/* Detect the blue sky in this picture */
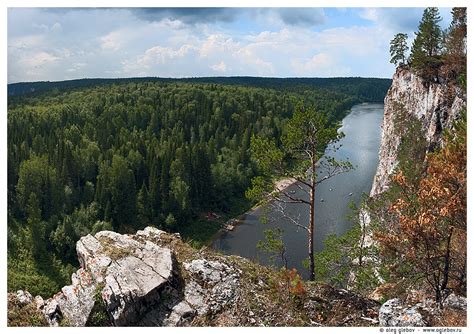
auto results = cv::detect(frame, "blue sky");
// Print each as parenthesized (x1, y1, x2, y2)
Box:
(7, 7, 453, 83)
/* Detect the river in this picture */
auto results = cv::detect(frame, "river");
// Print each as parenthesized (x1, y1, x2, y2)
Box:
(212, 103, 384, 278)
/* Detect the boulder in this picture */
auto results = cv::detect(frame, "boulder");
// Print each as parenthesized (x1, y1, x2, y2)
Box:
(184, 259, 240, 314)
(37, 227, 240, 326)
(379, 298, 425, 327)
(444, 294, 467, 311)
(15, 290, 33, 306)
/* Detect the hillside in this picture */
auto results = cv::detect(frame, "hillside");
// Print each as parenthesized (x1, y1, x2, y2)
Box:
(7, 76, 391, 103)
(7, 77, 389, 299)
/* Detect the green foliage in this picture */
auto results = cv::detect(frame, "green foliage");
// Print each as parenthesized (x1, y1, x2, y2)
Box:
(179, 218, 222, 249)
(8, 226, 76, 297)
(314, 198, 382, 293)
(441, 8, 467, 82)
(248, 100, 353, 280)
(411, 7, 442, 58)
(8, 78, 384, 296)
(85, 285, 111, 326)
(247, 102, 348, 201)
(409, 7, 444, 77)
(257, 228, 287, 269)
(390, 33, 409, 66)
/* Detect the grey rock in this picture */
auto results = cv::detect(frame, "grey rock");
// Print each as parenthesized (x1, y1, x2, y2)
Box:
(444, 294, 467, 310)
(24, 227, 242, 327)
(162, 301, 195, 326)
(102, 250, 175, 325)
(371, 67, 466, 197)
(34, 295, 45, 310)
(183, 280, 208, 315)
(184, 259, 240, 314)
(379, 298, 426, 327)
(42, 298, 62, 326)
(15, 290, 33, 306)
(57, 268, 97, 326)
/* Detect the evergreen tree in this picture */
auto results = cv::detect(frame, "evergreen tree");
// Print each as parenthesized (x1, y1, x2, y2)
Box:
(108, 155, 137, 231)
(442, 7, 467, 79)
(247, 101, 352, 280)
(137, 182, 151, 228)
(389, 33, 409, 66)
(410, 7, 443, 71)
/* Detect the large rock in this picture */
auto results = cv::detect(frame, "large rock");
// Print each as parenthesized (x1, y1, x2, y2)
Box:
(184, 259, 240, 314)
(37, 227, 241, 326)
(444, 294, 467, 311)
(379, 298, 425, 327)
(15, 290, 33, 306)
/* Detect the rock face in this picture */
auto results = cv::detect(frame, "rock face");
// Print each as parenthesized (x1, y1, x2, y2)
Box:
(379, 298, 425, 327)
(378, 294, 467, 327)
(370, 66, 466, 196)
(35, 227, 240, 326)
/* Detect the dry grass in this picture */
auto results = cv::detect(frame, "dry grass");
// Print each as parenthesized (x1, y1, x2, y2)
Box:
(7, 294, 47, 327)
(430, 308, 467, 327)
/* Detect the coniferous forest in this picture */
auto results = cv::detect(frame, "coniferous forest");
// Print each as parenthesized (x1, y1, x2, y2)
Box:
(7, 78, 390, 296)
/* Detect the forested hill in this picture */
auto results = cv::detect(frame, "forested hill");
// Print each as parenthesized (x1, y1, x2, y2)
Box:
(8, 76, 387, 298)
(8, 76, 391, 102)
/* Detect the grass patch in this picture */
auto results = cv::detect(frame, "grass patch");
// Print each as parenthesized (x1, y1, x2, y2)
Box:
(86, 284, 111, 326)
(96, 235, 134, 260)
(7, 294, 48, 327)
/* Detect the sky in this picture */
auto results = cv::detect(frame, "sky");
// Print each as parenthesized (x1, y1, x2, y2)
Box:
(7, 7, 454, 83)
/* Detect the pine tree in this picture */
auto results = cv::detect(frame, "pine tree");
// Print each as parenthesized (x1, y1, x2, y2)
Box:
(409, 7, 443, 72)
(137, 182, 151, 228)
(442, 7, 467, 79)
(247, 101, 352, 280)
(390, 33, 409, 66)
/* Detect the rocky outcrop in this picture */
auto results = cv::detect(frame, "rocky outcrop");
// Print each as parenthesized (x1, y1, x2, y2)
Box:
(10, 227, 385, 327)
(370, 66, 466, 196)
(32, 227, 241, 326)
(379, 298, 426, 327)
(379, 294, 467, 327)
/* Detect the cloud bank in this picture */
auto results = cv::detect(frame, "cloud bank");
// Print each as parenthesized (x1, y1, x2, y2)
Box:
(7, 7, 453, 83)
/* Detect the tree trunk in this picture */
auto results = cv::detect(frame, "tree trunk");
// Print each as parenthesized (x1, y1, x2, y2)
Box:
(308, 158, 316, 281)
(308, 185, 315, 280)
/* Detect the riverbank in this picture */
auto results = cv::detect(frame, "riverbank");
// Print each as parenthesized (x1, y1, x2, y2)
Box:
(274, 177, 297, 193)
(211, 103, 385, 275)
(207, 176, 299, 245)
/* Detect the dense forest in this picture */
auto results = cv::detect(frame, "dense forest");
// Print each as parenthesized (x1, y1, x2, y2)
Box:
(8, 76, 391, 103)
(7, 78, 389, 296)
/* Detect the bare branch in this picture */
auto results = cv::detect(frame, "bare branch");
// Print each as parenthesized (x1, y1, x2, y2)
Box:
(272, 201, 310, 233)
(279, 191, 311, 205)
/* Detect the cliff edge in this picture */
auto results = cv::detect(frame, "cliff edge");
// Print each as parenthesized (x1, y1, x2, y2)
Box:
(370, 66, 466, 196)
(8, 227, 381, 327)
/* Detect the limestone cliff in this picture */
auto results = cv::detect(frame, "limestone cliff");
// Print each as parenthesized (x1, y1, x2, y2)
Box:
(370, 66, 466, 196)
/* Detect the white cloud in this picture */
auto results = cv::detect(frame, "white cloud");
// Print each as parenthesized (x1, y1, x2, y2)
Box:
(19, 51, 60, 68)
(51, 22, 62, 33)
(199, 34, 239, 58)
(210, 61, 227, 73)
(100, 31, 123, 51)
(122, 44, 196, 74)
(9, 7, 423, 82)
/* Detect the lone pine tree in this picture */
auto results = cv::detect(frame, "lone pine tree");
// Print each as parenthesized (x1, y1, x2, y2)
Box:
(246, 101, 352, 280)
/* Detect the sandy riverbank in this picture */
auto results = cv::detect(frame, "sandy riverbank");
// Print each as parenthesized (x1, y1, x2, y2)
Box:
(274, 177, 297, 193)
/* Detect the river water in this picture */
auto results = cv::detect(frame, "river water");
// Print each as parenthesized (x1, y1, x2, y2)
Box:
(212, 103, 384, 278)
